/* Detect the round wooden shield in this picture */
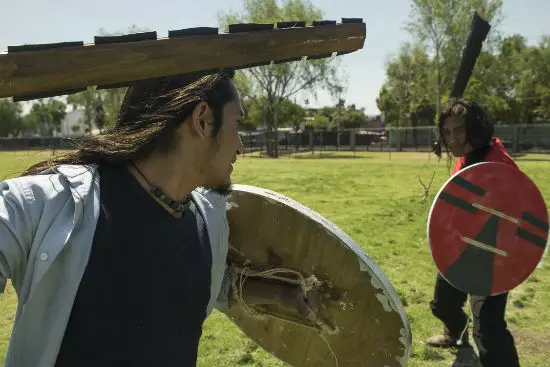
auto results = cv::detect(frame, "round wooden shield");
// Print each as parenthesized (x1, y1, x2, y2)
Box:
(428, 162, 549, 296)
(224, 184, 411, 367)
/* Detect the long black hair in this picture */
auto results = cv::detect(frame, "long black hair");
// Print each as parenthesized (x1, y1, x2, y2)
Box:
(21, 69, 236, 176)
(437, 98, 494, 167)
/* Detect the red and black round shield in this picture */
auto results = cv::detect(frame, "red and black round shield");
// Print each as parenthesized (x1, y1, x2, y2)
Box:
(428, 162, 548, 296)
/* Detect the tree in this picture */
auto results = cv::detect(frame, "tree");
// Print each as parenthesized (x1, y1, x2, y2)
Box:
(381, 2, 549, 127)
(533, 36, 550, 119)
(239, 98, 263, 131)
(95, 103, 106, 132)
(0, 99, 24, 137)
(239, 96, 306, 130)
(338, 104, 366, 129)
(305, 114, 330, 130)
(466, 34, 550, 123)
(26, 99, 67, 137)
(376, 86, 400, 127)
(513, 36, 550, 122)
(71, 124, 81, 134)
(404, 0, 504, 116)
(279, 98, 306, 128)
(376, 43, 433, 128)
(218, 0, 344, 157)
(99, 87, 127, 128)
(67, 88, 102, 133)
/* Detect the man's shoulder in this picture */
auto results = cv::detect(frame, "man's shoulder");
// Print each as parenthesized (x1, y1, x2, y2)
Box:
(193, 187, 227, 208)
(1, 164, 98, 206)
(192, 188, 229, 230)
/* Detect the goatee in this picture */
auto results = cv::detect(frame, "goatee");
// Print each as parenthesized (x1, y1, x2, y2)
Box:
(212, 183, 232, 197)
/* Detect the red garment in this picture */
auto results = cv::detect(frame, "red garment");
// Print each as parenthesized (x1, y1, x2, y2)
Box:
(452, 137, 517, 174)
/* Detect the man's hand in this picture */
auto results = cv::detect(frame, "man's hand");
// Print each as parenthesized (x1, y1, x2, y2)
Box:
(235, 278, 324, 322)
(277, 285, 322, 322)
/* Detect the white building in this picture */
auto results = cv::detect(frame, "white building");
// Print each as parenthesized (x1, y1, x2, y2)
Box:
(55, 109, 100, 137)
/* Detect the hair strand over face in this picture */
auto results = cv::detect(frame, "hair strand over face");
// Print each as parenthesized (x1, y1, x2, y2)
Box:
(21, 69, 236, 176)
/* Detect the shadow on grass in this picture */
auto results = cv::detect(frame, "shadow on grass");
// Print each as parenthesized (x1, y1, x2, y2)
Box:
(451, 347, 481, 367)
(511, 153, 550, 162)
(236, 342, 259, 365)
(421, 346, 447, 361)
(290, 153, 375, 160)
(241, 152, 375, 159)
(514, 158, 550, 162)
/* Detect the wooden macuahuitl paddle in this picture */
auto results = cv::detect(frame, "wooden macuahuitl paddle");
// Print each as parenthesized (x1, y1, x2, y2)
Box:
(431, 10, 491, 158)
(224, 185, 411, 367)
(0, 19, 365, 102)
(428, 162, 549, 296)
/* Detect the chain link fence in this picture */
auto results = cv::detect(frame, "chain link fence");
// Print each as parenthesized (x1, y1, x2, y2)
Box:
(1, 124, 549, 158)
(238, 124, 550, 158)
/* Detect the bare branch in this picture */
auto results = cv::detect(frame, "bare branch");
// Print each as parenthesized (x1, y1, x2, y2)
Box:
(247, 68, 270, 92)
(277, 63, 301, 97)
(282, 71, 325, 99)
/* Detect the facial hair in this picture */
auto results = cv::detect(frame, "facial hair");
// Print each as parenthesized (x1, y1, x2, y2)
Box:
(211, 182, 232, 197)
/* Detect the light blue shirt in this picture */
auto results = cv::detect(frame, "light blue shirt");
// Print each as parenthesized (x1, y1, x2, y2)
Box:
(0, 164, 232, 367)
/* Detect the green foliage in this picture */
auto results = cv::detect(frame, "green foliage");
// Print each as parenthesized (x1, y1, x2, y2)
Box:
(303, 104, 367, 130)
(71, 124, 81, 134)
(239, 97, 306, 130)
(377, 43, 434, 127)
(218, 0, 344, 156)
(67, 88, 100, 133)
(378, 0, 550, 127)
(304, 114, 330, 130)
(25, 99, 67, 137)
(0, 99, 23, 137)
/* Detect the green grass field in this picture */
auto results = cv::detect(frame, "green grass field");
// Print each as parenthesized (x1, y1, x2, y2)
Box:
(0, 150, 549, 367)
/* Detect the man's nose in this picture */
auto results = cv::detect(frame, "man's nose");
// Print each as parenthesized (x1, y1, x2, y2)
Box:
(450, 133, 458, 144)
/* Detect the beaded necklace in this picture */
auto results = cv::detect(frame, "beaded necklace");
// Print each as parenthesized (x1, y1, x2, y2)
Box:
(131, 163, 190, 216)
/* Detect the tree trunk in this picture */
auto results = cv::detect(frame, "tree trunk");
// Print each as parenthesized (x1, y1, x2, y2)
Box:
(265, 96, 280, 158)
(274, 106, 279, 158)
(411, 112, 418, 148)
(264, 105, 276, 158)
(436, 48, 441, 120)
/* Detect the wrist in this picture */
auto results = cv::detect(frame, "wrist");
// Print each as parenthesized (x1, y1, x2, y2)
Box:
(272, 284, 290, 303)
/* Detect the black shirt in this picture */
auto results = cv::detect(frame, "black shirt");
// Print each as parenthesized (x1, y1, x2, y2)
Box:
(54, 164, 212, 367)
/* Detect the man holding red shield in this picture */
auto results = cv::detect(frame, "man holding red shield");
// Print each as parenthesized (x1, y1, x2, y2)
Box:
(425, 98, 521, 367)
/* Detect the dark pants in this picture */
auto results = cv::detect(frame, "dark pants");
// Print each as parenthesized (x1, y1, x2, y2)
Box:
(429, 274, 520, 367)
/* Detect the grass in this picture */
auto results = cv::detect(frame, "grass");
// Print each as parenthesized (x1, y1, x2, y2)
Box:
(0, 150, 549, 367)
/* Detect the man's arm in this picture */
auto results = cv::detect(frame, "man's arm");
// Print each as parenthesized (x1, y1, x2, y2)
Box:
(0, 179, 33, 294)
(226, 273, 318, 321)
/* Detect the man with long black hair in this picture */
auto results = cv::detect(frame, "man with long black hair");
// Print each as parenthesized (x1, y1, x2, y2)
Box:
(425, 98, 520, 367)
(0, 70, 318, 367)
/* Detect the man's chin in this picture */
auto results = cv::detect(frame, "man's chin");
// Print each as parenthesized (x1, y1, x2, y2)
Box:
(209, 182, 232, 197)
(451, 149, 465, 157)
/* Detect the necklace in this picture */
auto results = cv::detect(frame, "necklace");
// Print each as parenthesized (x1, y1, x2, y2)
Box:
(131, 163, 189, 216)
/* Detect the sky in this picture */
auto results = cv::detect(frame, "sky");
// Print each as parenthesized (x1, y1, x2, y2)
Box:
(0, 0, 548, 115)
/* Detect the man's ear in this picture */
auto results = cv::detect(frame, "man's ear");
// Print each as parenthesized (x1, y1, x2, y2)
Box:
(190, 101, 213, 138)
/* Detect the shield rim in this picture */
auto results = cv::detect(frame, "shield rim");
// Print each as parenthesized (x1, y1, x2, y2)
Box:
(225, 183, 412, 366)
(426, 161, 549, 296)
